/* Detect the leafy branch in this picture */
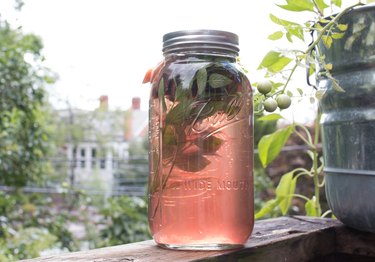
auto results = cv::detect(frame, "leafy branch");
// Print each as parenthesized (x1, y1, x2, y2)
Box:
(255, 113, 324, 218)
(255, 0, 368, 218)
(259, 1, 364, 97)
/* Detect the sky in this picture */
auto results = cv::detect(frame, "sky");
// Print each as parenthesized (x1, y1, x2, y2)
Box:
(0, 0, 357, 122)
(1, 0, 279, 110)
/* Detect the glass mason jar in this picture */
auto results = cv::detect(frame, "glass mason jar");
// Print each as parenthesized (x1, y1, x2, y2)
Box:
(146, 30, 254, 250)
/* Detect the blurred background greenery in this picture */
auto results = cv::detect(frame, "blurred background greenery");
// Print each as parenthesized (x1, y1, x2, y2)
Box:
(0, 6, 152, 259)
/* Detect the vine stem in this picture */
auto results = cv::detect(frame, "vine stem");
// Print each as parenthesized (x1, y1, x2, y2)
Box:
(303, 3, 364, 217)
(313, 112, 322, 216)
(296, 124, 313, 145)
(312, 0, 324, 16)
(319, 176, 325, 187)
(281, 2, 364, 93)
(295, 129, 313, 149)
(321, 209, 332, 218)
(306, 2, 364, 55)
(281, 62, 298, 93)
(293, 193, 311, 202)
(294, 169, 314, 178)
(151, 149, 179, 219)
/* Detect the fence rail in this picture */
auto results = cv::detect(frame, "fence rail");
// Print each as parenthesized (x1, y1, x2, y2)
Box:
(1, 145, 317, 197)
(0, 185, 146, 197)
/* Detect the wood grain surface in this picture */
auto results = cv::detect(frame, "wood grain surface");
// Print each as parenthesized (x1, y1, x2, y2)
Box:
(23, 216, 375, 262)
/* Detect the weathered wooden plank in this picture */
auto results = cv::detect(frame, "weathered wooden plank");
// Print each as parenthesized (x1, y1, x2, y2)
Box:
(335, 226, 375, 257)
(22, 216, 342, 262)
(200, 217, 338, 262)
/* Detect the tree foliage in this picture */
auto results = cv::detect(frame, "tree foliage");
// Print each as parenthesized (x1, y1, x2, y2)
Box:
(0, 20, 54, 186)
(0, 191, 79, 261)
(99, 196, 150, 246)
(0, 16, 76, 261)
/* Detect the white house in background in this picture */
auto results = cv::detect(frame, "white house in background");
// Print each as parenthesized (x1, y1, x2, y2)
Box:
(57, 96, 148, 195)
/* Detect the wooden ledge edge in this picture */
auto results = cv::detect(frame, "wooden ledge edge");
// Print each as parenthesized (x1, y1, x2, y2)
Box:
(23, 216, 374, 262)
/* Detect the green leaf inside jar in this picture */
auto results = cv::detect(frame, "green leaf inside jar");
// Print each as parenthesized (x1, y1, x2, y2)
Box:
(208, 73, 233, 88)
(156, 62, 247, 175)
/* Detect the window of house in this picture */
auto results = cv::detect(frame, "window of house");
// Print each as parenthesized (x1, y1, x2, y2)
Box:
(73, 147, 77, 156)
(80, 148, 86, 168)
(72, 147, 77, 168)
(91, 148, 96, 158)
(100, 158, 106, 169)
(91, 148, 97, 168)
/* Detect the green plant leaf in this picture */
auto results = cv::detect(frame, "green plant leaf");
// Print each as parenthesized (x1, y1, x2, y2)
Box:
(255, 198, 282, 219)
(314, 22, 324, 32)
(258, 113, 284, 121)
(258, 51, 293, 73)
(277, 0, 314, 12)
(297, 88, 303, 96)
(276, 172, 297, 215)
(201, 135, 223, 154)
(175, 154, 211, 172)
(324, 63, 333, 70)
(332, 0, 342, 8)
(174, 82, 184, 101)
(272, 82, 284, 89)
(318, 17, 331, 24)
(305, 197, 318, 216)
(289, 26, 305, 41)
(163, 125, 177, 146)
(337, 24, 348, 31)
(270, 14, 304, 41)
(286, 32, 293, 42)
(268, 31, 284, 40)
(208, 73, 232, 88)
(309, 62, 316, 76)
(165, 98, 190, 125)
(158, 78, 167, 112)
(322, 35, 333, 48)
(331, 32, 345, 39)
(270, 13, 294, 26)
(258, 125, 294, 167)
(197, 68, 207, 95)
(315, 0, 329, 13)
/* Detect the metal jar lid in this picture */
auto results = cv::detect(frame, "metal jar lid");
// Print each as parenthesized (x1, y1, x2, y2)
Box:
(162, 29, 240, 56)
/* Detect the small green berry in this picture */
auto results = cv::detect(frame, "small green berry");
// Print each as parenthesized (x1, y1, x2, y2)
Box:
(257, 79, 272, 95)
(276, 94, 292, 109)
(263, 98, 278, 112)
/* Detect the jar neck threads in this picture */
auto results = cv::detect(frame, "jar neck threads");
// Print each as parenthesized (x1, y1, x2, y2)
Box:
(162, 30, 240, 58)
